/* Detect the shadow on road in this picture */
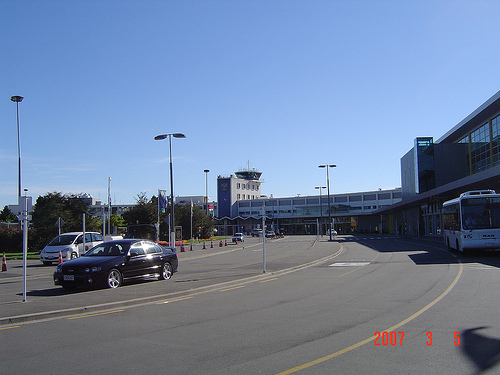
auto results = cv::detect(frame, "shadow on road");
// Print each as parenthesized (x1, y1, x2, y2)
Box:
(461, 326, 500, 374)
(20, 288, 67, 297)
(338, 234, 500, 270)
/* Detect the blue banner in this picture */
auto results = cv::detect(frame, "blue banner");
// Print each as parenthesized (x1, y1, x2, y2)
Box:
(159, 190, 167, 213)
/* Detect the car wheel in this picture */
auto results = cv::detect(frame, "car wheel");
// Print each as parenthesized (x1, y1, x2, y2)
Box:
(106, 269, 122, 288)
(159, 262, 173, 280)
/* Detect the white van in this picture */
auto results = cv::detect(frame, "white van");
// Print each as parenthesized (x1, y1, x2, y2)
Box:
(40, 232, 104, 265)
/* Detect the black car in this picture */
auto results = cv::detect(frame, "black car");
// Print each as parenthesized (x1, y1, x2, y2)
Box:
(54, 239, 178, 289)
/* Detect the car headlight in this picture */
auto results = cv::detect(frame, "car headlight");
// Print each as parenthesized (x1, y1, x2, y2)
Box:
(85, 266, 101, 273)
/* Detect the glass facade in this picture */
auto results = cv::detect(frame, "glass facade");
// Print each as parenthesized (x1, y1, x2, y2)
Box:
(459, 114, 500, 174)
(470, 122, 490, 173)
(492, 115, 500, 166)
(415, 137, 435, 193)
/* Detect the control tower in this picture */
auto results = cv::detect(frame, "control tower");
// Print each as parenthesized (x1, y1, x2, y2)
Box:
(217, 167, 263, 218)
(235, 169, 262, 181)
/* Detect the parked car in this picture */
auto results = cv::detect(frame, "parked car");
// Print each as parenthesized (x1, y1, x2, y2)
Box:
(251, 229, 263, 237)
(232, 233, 244, 242)
(54, 239, 178, 289)
(40, 232, 104, 265)
(265, 230, 276, 238)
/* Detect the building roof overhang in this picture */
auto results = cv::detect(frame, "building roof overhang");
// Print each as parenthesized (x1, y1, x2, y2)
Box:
(437, 90, 500, 144)
(376, 164, 500, 214)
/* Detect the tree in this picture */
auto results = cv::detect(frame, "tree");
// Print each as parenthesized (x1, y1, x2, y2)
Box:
(109, 213, 125, 227)
(175, 202, 215, 240)
(30, 192, 101, 250)
(0, 206, 17, 223)
(122, 192, 158, 240)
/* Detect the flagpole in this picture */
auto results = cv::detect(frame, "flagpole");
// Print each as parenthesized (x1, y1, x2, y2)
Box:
(157, 189, 160, 242)
(107, 177, 111, 236)
(190, 201, 193, 251)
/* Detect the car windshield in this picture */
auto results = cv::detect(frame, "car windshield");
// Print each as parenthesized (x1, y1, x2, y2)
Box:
(48, 234, 78, 246)
(85, 242, 131, 256)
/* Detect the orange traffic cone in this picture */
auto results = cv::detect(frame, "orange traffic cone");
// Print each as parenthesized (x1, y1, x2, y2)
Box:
(58, 250, 63, 264)
(203, 241, 206, 249)
(235, 239, 238, 245)
(210, 241, 214, 248)
(219, 240, 222, 247)
(225, 239, 227, 246)
(2, 252, 7, 272)
(181, 243, 185, 252)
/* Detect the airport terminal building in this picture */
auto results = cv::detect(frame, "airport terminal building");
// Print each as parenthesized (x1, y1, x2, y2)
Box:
(216, 169, 402, 235)
(216, 90, 500, 238)
(375, 90, 500, 237)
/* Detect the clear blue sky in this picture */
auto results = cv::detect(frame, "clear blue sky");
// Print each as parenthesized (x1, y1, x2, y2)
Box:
(2, 0, 500, 209)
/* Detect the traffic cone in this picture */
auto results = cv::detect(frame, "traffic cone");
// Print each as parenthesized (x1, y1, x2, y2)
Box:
(210, 241, 213, 248)
(235, 239, 238, 245)
(181, 243, 185, 252)
(2, 253, 7, 272)
(225, 239, 227, 246)
(219, 240, 223, 247)
(58, 250, 63, 264)
(203, 241, 206, 249)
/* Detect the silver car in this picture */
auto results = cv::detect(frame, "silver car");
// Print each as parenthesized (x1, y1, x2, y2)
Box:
(40, 232, 104, 265)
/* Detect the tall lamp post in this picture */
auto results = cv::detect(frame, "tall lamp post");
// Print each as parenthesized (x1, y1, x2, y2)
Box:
(11, 95, 24, 199)
(204, 169, 210, 215)
(11, 95, 29, 302)
(315, 186, 327, 237)
(154, 133, 186, 247)
(318, 164, 336, 241)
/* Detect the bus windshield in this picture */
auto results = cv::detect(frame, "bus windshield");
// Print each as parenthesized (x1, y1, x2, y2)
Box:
(461, 198, 500, 229)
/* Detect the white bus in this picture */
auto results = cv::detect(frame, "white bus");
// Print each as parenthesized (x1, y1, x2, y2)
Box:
(442, 190, 500, 252)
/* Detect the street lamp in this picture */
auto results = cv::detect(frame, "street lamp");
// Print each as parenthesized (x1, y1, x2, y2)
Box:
(204, 169, 210, 215)
(11, 95, 28, 302)
(318, 164, 337, 241)
(154, 133, 186, 247)
(11, 95, 23, 199)
(315, 186, 327, 237)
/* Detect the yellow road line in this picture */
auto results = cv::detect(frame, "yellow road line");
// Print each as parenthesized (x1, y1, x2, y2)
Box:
(0, 325, 21, 331)
(276, 261, 463, 375)
(67, 310, 124, 320)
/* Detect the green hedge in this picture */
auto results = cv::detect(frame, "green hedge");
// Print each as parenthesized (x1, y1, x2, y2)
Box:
(0, 226, 43, 253)
(0, 226, 22, 253)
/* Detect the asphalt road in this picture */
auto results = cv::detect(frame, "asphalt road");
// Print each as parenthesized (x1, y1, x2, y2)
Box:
(2, 235, 500, 374)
